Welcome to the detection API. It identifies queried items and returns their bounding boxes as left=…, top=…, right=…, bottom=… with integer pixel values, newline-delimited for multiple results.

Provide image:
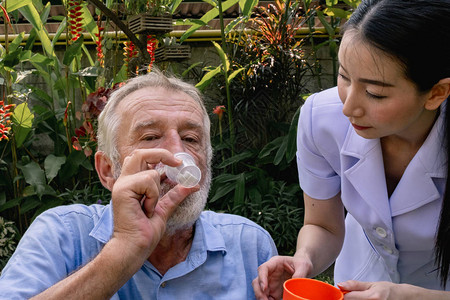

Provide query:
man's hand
left=252, top=255, right=313, bottom=300
left=111, top=148, right=199, bottom=260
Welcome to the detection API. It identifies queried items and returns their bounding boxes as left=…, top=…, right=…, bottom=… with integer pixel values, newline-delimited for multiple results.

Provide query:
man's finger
left=120, top=149, right=182, bottom=176
left=154, top=185, right=199, bottom=222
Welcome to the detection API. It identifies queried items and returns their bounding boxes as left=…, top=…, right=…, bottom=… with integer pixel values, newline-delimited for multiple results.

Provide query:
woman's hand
left=338, top=280, right=399, bottom=300
left=252, top=255, right=313, bottom=300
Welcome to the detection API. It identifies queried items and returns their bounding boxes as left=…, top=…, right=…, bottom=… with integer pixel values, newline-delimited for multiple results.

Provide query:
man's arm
left=31, top=149, right=197, bottom=299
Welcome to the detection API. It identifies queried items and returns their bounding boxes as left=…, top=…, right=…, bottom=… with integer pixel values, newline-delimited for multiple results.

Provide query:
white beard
left=113, top=160, right=211, bottom=236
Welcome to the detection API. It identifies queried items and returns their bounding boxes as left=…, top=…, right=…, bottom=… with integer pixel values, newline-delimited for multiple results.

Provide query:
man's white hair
left=97, top=70, right=213, bottom=169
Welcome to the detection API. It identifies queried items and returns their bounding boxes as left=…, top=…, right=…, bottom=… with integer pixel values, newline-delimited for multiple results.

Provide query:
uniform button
left=375, top=227, right=387, bottom=238
left=382, top=245, right=393, bottom=254
left=161, top=282, right=167, bottom=288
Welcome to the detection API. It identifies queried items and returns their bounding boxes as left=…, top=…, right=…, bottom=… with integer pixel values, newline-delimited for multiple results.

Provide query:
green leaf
left=258, top=136, right=285, bottom=159
left=0, top=191, right=5, bottom=206
left=114, top=64, right=128, bottom=84
left=195, top=66, right=221, bottom=91
left=227, top=67, right=245, bottom=84
left=6, top=0, right=32, bottom=12
left=44, top=155, right=66, bottom=183
left=323, top=7, right=352, bottom=19
left=316, top=10, right=335, bottom=37
left=240, top=0, right=258, bottom=16
left=217, top=150, right=254, bottom=168
left=286, top=106, right=300, bottom=162
left=274, top=135, right=288, bottom=165
left=52, top=17, right=67, bottom=48
left=11, top=103, right=34, bottom=148
left=0, top=197, right=21, bottom=213
left=19, top=4, right=55, bottom=58
left=63, top=36, right=84, bottom=66
left=179, top=0, right=239, bottom=42
left=210, top=183, right=236, bottom=203
left=181, top=62, right=202, bottom=78
left=212, top=41, right=229, bottom=72
left=9, top=32, right=25, bottom=52
left=233, top=173, right=245, bottom=207
left=12, top=103, right=34, bottom=128
left=169, top=0, right=183, bottom=14
left=17, top=161, right=46, bottom=187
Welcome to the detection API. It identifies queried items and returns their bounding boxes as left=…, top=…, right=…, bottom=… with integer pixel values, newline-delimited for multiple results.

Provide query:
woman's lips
left=352, top=123, right=371, bottom=130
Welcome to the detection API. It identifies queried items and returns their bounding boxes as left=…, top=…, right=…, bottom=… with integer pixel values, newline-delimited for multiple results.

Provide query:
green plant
left=123, top=0, right=182, bottom=16
left=0, top=216, right=18, bottom=270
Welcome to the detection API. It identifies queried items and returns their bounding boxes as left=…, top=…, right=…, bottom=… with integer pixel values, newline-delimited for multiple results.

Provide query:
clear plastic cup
left=164, top=152, right=201, bottom=188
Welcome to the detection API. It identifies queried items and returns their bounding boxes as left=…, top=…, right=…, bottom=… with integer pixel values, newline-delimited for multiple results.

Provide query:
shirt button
left=161, top=282, right=167, bottom=288
left=382, top=245, right=393, bottom=254
left=375, top=227, right=387, bottom=238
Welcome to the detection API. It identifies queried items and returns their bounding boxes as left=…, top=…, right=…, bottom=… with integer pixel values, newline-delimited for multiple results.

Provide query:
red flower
left=0, top=100, right=15, bottom=141
left=95, top=15, right=105, bottom=67
left=67, top=0, right=84, bottom=43
left=213, top=105, right=226, bottom=121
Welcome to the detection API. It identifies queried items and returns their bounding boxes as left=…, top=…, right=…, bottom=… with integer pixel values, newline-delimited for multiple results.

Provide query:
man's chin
left=164, top=184, right=208, bottom=236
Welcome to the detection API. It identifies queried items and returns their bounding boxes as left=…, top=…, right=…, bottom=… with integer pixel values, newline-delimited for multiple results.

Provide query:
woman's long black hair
left=343, top=0, right=450, bottom=287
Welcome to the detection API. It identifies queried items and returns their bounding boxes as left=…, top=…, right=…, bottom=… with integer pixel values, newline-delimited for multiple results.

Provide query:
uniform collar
left=340, top=105, right=446, bottom=222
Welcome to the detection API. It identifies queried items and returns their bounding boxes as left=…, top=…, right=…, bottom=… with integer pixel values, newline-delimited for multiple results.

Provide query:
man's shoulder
left=37, top=203, right=109, bottom=227
left=199, top=211, right=269, bottom=235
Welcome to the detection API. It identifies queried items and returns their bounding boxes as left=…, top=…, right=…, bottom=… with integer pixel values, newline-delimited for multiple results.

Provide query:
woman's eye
left=338, top=73, right=349, bottom=81
left=366, top=91, right=386, bottom=99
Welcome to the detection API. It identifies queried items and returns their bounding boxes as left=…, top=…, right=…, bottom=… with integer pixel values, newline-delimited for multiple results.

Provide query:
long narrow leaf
left=233, top=173, right=245, bottom=207
left=195, top=66, right=221, bottom=91
left=212, top=41, right=229, bottom=72
left=5, top=0, right=32, bottom=12
left=19, top=4, right=55, bottom=57
left=180, top=0, right=239, bottom=42
left=240, top=0, right=258, bottom=16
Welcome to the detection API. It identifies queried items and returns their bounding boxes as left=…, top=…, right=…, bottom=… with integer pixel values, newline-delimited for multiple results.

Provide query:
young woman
left=253, top=0, right=450, bottom=299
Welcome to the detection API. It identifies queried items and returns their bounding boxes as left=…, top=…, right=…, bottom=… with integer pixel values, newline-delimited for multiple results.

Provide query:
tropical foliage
left=0, top=0, right=360, bottom=270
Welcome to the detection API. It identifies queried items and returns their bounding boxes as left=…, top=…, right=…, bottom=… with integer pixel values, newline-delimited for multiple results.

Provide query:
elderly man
left=0, top=71, right=277, bottom=299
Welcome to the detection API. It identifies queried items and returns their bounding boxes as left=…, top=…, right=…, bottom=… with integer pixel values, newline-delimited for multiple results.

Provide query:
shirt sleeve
left=296, top=92, right=341, bottom=199
left=0, top=209, right=83, bottom=299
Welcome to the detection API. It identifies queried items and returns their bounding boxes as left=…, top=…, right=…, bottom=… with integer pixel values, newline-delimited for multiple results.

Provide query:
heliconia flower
left=67, top=0, right=84, bottom=43
left=123, top=41, right=138, bottom=74
left=146, top=35, right=158, bottom=72
left=95, top=15, right=105, bottom=67
left=63, top=101, right=71, bottom=127
left=213, top=105, right=226, bottom=121
left=0, top=100, right=15, bottom=142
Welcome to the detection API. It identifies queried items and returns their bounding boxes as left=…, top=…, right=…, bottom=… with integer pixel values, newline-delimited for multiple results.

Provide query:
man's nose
left=342, top=89, right=364, bottom=118
left=161, top=130, right=185, bottom=154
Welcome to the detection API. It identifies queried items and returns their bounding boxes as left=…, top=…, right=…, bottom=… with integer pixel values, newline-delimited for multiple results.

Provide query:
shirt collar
left=89, top=205, right=227, bottom=256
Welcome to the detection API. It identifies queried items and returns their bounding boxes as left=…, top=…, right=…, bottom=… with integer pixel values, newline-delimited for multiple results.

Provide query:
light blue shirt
left=0, top=204, right=277, bottom=299
left=297, top=87, right=448, bottom=290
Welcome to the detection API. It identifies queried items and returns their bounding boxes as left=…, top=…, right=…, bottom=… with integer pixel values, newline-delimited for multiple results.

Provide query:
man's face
left=114, top=87, right=210, bottom=234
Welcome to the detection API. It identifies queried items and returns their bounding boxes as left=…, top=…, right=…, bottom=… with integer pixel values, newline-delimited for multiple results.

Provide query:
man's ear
left=425, top=78, right=450, bottom=110
left=95, top=151, right=116, bottom=191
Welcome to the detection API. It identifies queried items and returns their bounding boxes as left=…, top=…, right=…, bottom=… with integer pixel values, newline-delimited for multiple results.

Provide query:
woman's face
left=337, top=30, right=434, bottom=141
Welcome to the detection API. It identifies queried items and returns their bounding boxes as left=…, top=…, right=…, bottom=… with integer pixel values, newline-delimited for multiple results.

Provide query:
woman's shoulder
left=304, top=87, right=344, bottom=114
left=300, top=87, right=349, bottom=139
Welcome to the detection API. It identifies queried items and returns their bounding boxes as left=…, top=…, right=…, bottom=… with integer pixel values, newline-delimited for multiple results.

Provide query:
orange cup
left=283, top=278, right=344, bottom=300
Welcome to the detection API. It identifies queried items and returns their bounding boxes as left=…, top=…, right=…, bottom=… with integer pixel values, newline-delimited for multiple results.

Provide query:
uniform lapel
left=389, top=113, right=446, bottom=216
left=340, top=127, right=392, bottom=228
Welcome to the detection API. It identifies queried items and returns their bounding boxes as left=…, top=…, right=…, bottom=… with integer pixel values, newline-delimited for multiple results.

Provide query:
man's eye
left=144, top=136, right=159, bottom=141
left=183, top=137, right=198, bottom=143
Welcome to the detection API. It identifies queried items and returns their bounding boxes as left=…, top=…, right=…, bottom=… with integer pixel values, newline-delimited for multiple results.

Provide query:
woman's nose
left=341, top=89, right=364, bottom=118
